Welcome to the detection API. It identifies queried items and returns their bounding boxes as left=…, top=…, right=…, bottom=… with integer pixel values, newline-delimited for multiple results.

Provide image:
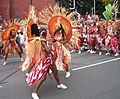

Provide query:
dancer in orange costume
left=2, top=25, right=23, bottom=65
left=53, top=23, right=71, bottom=78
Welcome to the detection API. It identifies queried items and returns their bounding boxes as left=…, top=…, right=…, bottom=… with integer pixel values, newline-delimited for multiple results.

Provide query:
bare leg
left=50, top=61, right=61, bottom=85
left=15, top=47, right=24, bottom=62
left=27, top=64, right=34, bottom=73
left=105, top=43, right=110, bottom=55
left=15, top=48, right=22, bottom=58
left=3, top=48, right=9, bottom=65
left=33, top=71, right=47, bottom=93
left=32, top=71, right=47, bottom=99
left=64, top=64, right=69, bottom=72
left=87, top=44, right=91, bottom=52
left=64, top=64, right=71, bottom=78
left=63, top=57, right=70, bottom=72
left=63, top=55, right=71, bottom=78
left=78, top=46, right=81, bottom=54
left=51, top=61, right=67, bottom=89
left=4, top=52, right=8, bottom=62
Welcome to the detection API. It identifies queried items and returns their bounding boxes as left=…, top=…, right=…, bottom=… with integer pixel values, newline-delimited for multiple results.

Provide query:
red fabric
left=2, top=41, right=20, bottom=56
left=105, top=34, right=119, bottom=53
left=26, top=54, right=52, bottom=85
left=78, top=39, right=81, bottom=46
left=84, top=13, right=88, bottom=20
left=110, top=36, right=119, bottom=53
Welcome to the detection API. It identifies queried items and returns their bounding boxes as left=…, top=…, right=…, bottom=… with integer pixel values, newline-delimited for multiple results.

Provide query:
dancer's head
left=54, top=24, right=65, bottom=41
left=39, top=28, right=47, bottom=38
left=31, top=24, right=39, bottom=37
left=10, top=29, right=16, bottom=36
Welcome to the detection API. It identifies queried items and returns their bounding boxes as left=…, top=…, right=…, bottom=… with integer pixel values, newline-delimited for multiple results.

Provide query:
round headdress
left=2, top=24, right=19, bottom=41
left=27, top=20, right=35, bottom=39
left=48, top=16, right=72, bottom=41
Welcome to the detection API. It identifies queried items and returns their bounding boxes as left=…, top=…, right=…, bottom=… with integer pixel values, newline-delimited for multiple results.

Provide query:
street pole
left=92, top=7, right=94, bottom=15
left=73, top=0, right=75, bottom=9
left=9, top=0, right=11, bottom=19
left=30, top=0, right=32, bottom=5
left=94, top=0, right=95, bottom=14
left=70, top=0, right=75, bottom=10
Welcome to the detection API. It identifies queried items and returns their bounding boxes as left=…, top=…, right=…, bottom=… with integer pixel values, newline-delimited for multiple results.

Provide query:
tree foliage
left=58, top=0, right=120, bottom=18
left=101, top=0, right=114, bottom=5
left=59, top=0, right=104, bottom=16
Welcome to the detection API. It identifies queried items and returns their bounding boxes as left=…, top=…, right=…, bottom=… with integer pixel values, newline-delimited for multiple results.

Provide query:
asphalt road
left=0, top=51, right=120, bottom=99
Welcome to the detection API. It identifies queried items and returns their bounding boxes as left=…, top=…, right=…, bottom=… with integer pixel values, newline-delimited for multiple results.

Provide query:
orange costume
left=48, top=16, right=72, bottom=72
left=2, top=25, right=23, bottom=65
left=2, top=34, right=20, bottom=56
left=53, top=41, right=71, bottom=71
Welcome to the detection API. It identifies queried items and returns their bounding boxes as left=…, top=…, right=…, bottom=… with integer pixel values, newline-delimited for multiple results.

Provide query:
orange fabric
left=2, top=25, right=19, bottom=41
left=2, top=40, right=20, bottom=56
left=48, top=16, right=72, bottom=41
left=27, top=20, right=35, bottom=39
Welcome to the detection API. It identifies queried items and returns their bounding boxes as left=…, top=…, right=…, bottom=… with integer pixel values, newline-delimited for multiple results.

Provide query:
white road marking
left=72, top=57, right=120, bottom=71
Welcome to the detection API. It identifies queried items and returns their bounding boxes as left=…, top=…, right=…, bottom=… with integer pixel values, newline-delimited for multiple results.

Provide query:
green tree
left=58, top=0, right=120, bottom=18
left=101, top=0, right=114, bottom=5
left=75, top=0, right=105, bottom=17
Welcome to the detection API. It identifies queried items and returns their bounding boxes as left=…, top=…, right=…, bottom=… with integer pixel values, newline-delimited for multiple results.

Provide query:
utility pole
left=69, top=0, right=75, bottom=10
left=92, top=7, right=94, bottom=15
left=30, top=0, right=32, bottom=5
left=59, top=0, right=63, bottom=7
left=94, top=0, right=96, bottom=14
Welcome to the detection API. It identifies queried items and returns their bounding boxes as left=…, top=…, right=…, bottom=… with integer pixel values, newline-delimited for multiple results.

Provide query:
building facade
left=0, top=0, right=56, bottom=19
